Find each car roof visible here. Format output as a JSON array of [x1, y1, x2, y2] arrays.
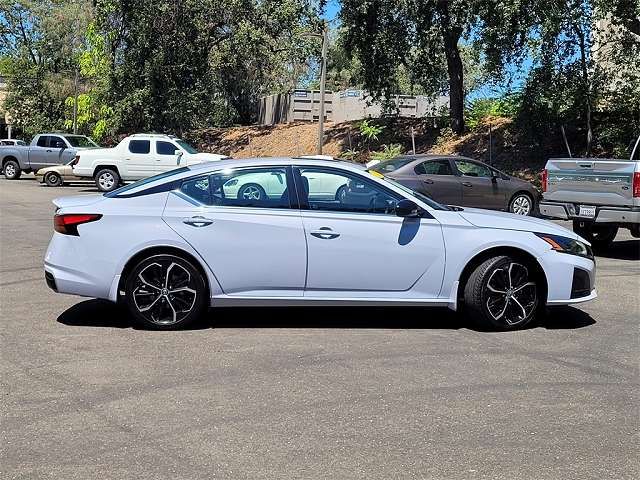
[[188, 157, 366, 173], [391, 154, 475, 161]]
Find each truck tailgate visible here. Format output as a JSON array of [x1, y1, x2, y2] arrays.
[[545, 158, 636, 207]]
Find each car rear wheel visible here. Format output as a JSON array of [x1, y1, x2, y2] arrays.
[[3, 160, 21, 180], [44, 171, 63, 187], [464, 255, 539, 330], [509, 193, 534, 216], [95, 168, 120, 192], [573, 221, 618, 250], [124, 254, 207, 330]]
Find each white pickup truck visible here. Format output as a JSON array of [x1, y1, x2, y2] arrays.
[[72, 133, 228, 191], [539, 135, 640, 249]]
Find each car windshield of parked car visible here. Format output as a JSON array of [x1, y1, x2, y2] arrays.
[[373, 173, 451, 210], [64, 136, 99, 148], [176, 140, 199, 154], [372, 158, 414, 173]]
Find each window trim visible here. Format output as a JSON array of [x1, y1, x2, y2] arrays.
[[414, 159, 455, 176], [156, 140, 179, 156]]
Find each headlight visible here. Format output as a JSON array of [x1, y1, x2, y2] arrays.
[[535, 233, 593, 259]]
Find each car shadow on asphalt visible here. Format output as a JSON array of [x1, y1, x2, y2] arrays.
[[594, 240, 640, 261], [57, 300, 596, 332]]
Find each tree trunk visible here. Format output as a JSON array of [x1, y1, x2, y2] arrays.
[[437, 1, 465, 134]]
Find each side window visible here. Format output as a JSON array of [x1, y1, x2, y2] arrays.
[[298, 168, 400, 215], [157, 141, 178, 155], [180, 167, 290, 209], [416, 160, 453, 175], [455, 160, 492, 178], [36, 136, 50, 147], [49, 136, 66, 148], [129, 140, 151, 154]]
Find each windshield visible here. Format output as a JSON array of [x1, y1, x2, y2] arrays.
[[372, 158, 414, 173], [377, 174, 451, 211], [64, 135, 99, 148], [176, 140, 198, 154], [104, 167, 190, 197]]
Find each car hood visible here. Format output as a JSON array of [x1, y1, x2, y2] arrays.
[[457, 207, 578, 239], [186, 153, 228, 163], [53, 194, 104, 210]]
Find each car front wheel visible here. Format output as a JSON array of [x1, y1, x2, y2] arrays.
[[45, 172, 63, 187], [3, 160, 21, 180], [509, 193, 534, 216], [464, 255, 539, 330], [124, 254, 207, 330]]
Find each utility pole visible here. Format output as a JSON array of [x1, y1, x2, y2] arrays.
[[317, 23, 328, 155], [72, 67, 79, 134]]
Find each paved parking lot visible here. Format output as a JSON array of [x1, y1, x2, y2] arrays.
[[1, 175, 639, 480]]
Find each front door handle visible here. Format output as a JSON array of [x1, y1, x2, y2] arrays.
[[310, 227, 340, 239], [422, 178, 434, 184], [462, 181, 473, 187], [183, 216, 213, 227]]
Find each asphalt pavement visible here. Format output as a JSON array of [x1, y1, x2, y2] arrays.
[[1, 175, 638, 479]]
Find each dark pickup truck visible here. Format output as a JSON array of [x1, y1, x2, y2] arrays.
[[1, 133, 99, 180]]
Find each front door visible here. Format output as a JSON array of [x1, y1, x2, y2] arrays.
[[295, 166, 445, 297], [453, 159, 505, 209], [163, 166, 307, 297], [155, 140, 183, 175]]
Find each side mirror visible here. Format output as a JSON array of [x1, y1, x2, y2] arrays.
[[395, 199, 423, 218], [175, 150, 183, 164]]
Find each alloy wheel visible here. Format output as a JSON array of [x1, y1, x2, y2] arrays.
[[132, 260, 198, 325], [511, 195, 532, 215], [484, 262, 537, 326], [98, 172, 115, 190], [240, 185, 263, 200], [5, 164, 16, 177]]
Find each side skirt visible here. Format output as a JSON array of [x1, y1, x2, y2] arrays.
[[210, 295, 451, 308]]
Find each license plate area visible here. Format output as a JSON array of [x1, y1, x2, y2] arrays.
[[578, 205, 596, 218]]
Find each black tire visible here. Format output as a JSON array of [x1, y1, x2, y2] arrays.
[[3, 160, 21, 180], [124, 254, 207, 330], [572, 221, 618, 250], [95, 168, 120, 192], [509, 192, 534, 216], [237, 183, 266, 201], [44, 171, 63, 187], [463, 255, 539, 330]]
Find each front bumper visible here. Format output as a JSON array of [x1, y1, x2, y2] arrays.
[[539, 201, 640, 224]]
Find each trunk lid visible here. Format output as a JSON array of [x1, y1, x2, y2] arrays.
[[544, 158, 637, 207], [53, 194, 105, 211]]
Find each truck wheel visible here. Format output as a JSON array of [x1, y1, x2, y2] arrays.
[[573, 221, 618, 250], [3, 160, 21, 180], [95, 168, 120, 192], [45, 172, 63, 187]]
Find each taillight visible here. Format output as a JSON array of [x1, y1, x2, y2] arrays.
[[633, 172, 640, 198], [541, 168, 548, 192], [70, 155, 80, 167], [54, 214, 102, 235]]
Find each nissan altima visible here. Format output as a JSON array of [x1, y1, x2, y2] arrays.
[[44, 158, 596, 330]]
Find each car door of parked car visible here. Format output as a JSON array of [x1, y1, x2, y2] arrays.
[[125, 139, 155, 179], [453, 159, 506, 210], [163, 166, 307, 297], [412, 159, 463, 206], [295, 166, 445, 297], [155, 140, 183, 175]]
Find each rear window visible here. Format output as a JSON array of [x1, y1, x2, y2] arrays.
[[372, 158, 414, 173], [129, 140, 150, 154], [104, 167, 190, 198]]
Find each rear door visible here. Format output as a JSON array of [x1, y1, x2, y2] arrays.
[[453, 159, 505, 209], [163, 166, 307, 297], [28, 135, 53, 170], [125, 139, 154, 179], [413, 159, 463, 205]]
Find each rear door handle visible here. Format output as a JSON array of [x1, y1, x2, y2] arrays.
[[310, 227, 340, 239], [462, 181, 473, 187], [422, 178, 434, 184], [183, 216, 213, 227]]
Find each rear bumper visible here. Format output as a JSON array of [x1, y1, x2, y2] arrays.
[[539, 201, 640, 224]]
